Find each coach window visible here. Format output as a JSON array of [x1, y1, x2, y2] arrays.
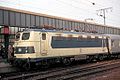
[[111, 40, 114, 47], [119, 41, 120, 46], [42, 33, 46, 40]]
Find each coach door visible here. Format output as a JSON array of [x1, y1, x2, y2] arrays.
[[40, 33, 48, 55]]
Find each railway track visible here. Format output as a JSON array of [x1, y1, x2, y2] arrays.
[[1, 59, 120, 80]]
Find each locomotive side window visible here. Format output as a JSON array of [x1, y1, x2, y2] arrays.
[[15, 33, 20, 41], [51, 36, 102, 48], [103, 39, 106, 47], [42, 33, 46, 40], [22, 33, 30, 40]]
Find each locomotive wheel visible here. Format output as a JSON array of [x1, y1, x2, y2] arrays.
[[62, 58, 71, 66], [41, 60, 50, 69], [107, 55, 112, 60], [23, 62, 31, 71], [98, 55, 104, 61], [13, 60, 18, 67], [86, 56, 93, 62]]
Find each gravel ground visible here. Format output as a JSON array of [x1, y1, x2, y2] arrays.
[[90, 67, 120, 80]]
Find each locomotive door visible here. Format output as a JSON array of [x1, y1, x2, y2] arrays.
[[103, 38, 106, 51], [40, 33, 48, 55], [106, 37, 111, 54]]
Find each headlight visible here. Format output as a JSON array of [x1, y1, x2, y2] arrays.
[[15, 46, 35, 54]]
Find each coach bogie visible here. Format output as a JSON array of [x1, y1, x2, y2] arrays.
[[118, 54, 120, 59]]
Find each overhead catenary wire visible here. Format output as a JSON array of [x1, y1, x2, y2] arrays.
[[56, 0, 120, 26], [0, 0, 97, 16], [56, 0, 120, 19], [71, 0, 120, 17]]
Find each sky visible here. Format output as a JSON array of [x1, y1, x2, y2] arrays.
[[0, 0, 120, 27]]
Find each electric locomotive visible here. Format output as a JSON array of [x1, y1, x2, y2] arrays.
[[13, 29, 120, 69]]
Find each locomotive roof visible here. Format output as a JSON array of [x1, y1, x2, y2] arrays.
[[23, 29, 120, 39], [24, 29, 106, 36]]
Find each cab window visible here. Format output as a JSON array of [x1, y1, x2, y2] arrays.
[[15, 33, 20, 41], [42, 33, 46, 40], [22, 33, 30, 40]]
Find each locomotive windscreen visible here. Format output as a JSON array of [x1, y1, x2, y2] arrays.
[[22, 33, 30, 40], [15, 33, 20, 41], [51, 36, 103, 48]]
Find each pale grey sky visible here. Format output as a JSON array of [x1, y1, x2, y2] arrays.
[[0, 0, 120, 27]]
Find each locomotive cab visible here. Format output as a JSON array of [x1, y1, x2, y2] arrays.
[[13, 30, 50, 69], [14, 31, 35, 59]]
